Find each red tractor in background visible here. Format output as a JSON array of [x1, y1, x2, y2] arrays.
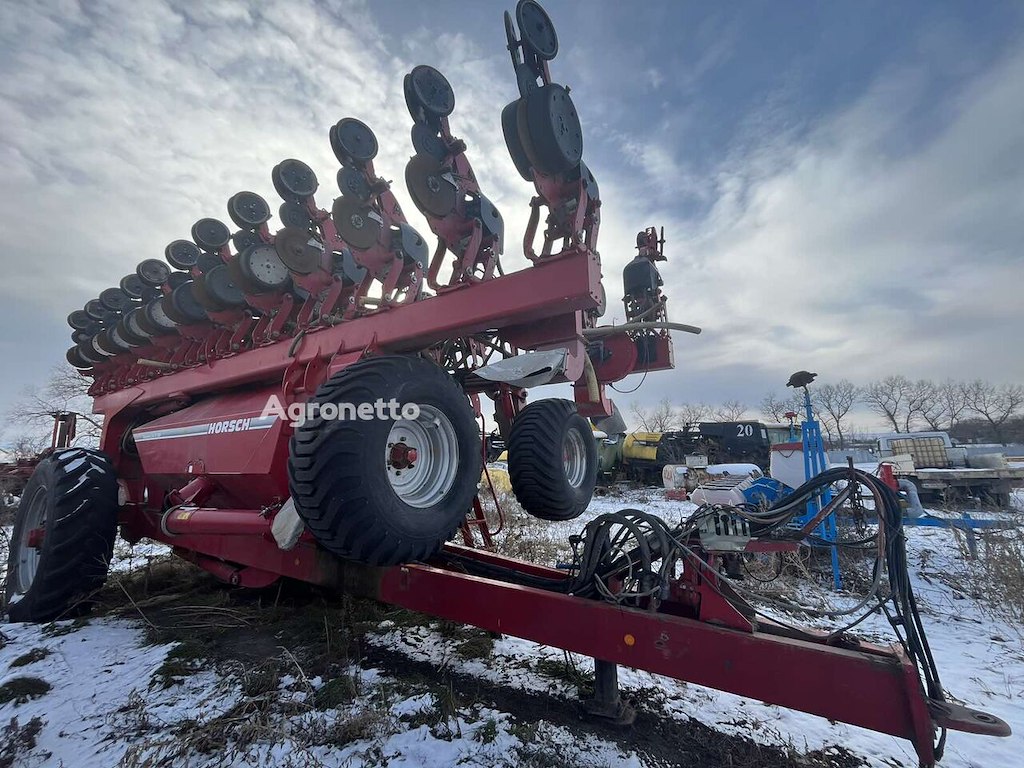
[[2, 3, 1009, 765]]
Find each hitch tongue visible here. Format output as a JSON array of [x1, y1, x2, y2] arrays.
[[929, 700, 1011, 737]]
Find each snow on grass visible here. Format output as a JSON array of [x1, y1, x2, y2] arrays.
[[1, 488, 1022, 767], [475, 489, 1024, 768], [0, 613, 650, 768]]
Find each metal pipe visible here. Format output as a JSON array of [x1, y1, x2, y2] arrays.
[[898, 479, 925, 519], [162, 507, 273, 536]]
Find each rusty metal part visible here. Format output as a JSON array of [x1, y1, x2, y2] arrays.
[[274, 227, 324, 275], [331, 195, 381, 250], [405, 154, 458, 217]]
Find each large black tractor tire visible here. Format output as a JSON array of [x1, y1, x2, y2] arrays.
[[4, 448, 118, 623], [288, 355, 481, 566], [508, 399, 598, 521]]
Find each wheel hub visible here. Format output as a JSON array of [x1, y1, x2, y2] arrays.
[[385, 404, 459, 509], [388, 442, 419, 470]]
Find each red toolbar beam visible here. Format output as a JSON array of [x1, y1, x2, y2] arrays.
[[94, 250, 601, 413]]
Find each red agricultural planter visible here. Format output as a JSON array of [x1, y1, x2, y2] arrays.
[[3, 3, 1008, 765]]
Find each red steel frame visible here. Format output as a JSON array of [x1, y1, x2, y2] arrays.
[[117, 500, 1009, 767]]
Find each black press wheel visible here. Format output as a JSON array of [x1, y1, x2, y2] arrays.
[[279, 200, 313, 230], [136, 259, 171, 288], [119, 273, 147, 299], [408, 65, 455, 119], [4, 449, 118, 623], [336, 166, 372, 201], [517, 0, 559, 61], [272, 159, 319, 200], [165, 240, 202, 271], [288, 355, 481, 566], [330, 118, 379, 165], [524, 83, 583, 175], [84, 298, 108, 321], [232, 229, 261, 254], [203, 264, 247, 308], [67, 309, 93, 331], [508, 398, 597, 521], [410, 123, 448, 162], [192, 218, 231, 252], [66, 346, 92, 370], [502, 100, 534, 182], [227, 191, 271, 230], [167, 283, 210, 324], [98, 287, 132, 313]]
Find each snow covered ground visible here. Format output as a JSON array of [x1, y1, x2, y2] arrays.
[[1, 490, 1022, 767]]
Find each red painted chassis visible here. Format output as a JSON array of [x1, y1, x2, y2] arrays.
[[87, 245, 1006, 767]]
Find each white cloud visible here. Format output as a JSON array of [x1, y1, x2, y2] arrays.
[[0, 0, 1020, 434], [593, 38, 1024, 419]]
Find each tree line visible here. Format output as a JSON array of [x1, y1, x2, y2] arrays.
[[632, 377, 1024, 448], [3, 366, 1022, 459]]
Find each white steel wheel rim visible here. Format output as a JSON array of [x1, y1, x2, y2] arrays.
[[16, 484, 48, 594], [248, 248, 290, 287], [564, 428, 587, 488], [385, 404, 459, 509]]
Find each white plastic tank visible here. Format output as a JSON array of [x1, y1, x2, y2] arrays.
[[770, 441, 806, 491], [689, 475, 753, 506]]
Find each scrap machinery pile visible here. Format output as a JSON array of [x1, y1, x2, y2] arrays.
[[5, 3, 1008, 766]]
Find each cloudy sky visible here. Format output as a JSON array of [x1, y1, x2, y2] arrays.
[[1, 0, 1022, 436]]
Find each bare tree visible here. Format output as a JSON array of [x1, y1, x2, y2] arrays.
[[760, 392, 800, 423], [5, 364, 101, 447], [938, 379, 970, 430], [677, 402, 711, 426], [964, 380, 1024, 445], [7, 433, 48, 459], [903, 379, 937, 432], [814, 380, 859, 448], [712, 399, 748, 421], [920, 390, 948, 431], [629, 398, 679, 432], [863, 375, 915, 433]]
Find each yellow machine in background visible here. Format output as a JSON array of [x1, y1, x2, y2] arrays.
[[482, 450, 513, 494], [623, 432, 661, 462]]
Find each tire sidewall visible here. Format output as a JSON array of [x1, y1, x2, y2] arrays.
[[5, 450, 118, 623], [5, 458, 57, 609], [508, 399, 599, 521], [309, 358, 480, 544]]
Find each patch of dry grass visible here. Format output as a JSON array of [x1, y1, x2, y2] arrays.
[[949, 522, 1024, 623], [480, 490, 569, 565], [0, 716, 44, 768]]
